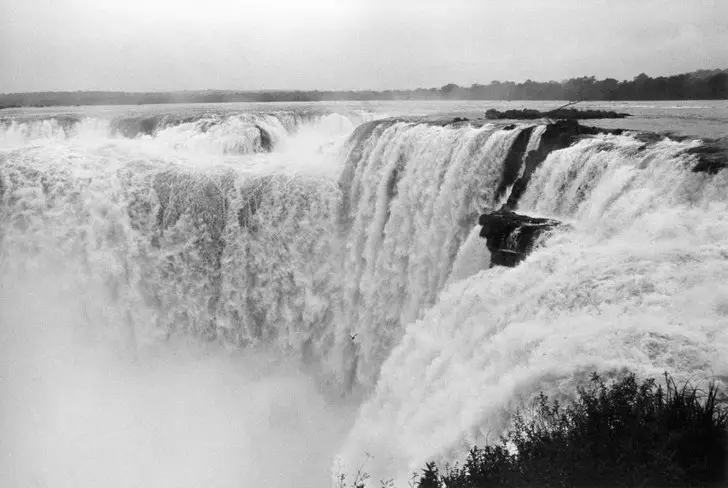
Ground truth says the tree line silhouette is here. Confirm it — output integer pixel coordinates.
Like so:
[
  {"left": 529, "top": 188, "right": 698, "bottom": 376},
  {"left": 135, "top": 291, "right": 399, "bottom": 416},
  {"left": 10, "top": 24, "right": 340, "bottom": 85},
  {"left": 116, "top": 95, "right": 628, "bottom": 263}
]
[{"left": 1, "top": 69, "right": 726, "bottom": 108}]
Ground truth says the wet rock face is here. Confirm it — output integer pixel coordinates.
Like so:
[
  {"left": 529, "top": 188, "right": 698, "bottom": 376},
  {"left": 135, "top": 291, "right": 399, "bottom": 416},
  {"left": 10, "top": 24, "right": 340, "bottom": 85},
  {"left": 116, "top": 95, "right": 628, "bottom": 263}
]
[
  {"left": 255, "top": 125, "right": 273, "bottom": 152},
  {"left": 505, "top": 120, "right": 615, "bottom": 210},
  {"left": 484, "top": 120, "right": 608, "bottom": 267},
  {"left": 478, "top": 209, "right": 564, "bottom": 267},
  {"left": 482, "top": 121, "right": 727, "bottom": 268},
  {"left": 688, "top": 139, "right": 728, "bottom": 175},
  {"left": 495, "top": 126, "right": 535, "bottom": 202},
  {"left": 111, "top": 115, "right": 165, "bottom": 138}
]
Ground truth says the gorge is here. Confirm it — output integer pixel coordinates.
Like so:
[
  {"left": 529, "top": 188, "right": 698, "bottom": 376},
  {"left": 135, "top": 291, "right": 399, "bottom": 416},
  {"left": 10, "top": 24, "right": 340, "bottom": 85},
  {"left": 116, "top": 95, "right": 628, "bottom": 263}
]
[{"left": 1, "top": 105, "right": 727, "bottom": 486}]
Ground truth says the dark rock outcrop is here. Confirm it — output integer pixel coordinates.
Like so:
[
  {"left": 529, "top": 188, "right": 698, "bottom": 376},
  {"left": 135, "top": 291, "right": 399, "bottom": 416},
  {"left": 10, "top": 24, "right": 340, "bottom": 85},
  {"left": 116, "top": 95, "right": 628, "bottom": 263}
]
[
  {"left": 111, "top": 115, "right": 165, "bottom": 138},
  {"left": 688, "top": 139, "right": 728, "bottom": 175},
  {"left": 495, "top": 126, "right": 535, "bottom": 202},
  {"left": 505, "top": 120, "right": 614, "bottom": 209},
  {"left": 484, "top": 120, "right": 621, "bottom": 266},
  {"left": 485, "top": 108, "right": 630, "bottom": 120},
  {"left": 255, "top": 125, "right": 273, "bottom": 152},
  {"left": 479, "top": 209, "right": 564, "bottom": 267},
  {"left": 483, "top": 121, "right": 727, "bottom": 267}
]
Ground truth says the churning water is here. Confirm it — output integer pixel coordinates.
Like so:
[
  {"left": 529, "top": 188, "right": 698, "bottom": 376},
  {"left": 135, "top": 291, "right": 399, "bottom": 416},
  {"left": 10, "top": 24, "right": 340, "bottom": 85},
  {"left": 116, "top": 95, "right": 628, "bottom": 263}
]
[{"left": 1, "top": 102, "right": 727, "bottom": 487}]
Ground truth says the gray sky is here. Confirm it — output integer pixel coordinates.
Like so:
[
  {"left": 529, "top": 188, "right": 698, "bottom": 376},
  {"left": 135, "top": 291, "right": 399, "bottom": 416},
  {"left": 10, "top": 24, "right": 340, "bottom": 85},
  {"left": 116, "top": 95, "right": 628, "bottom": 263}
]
[{"left": 1, "top": 0, "right": 726, "bottom": 93}]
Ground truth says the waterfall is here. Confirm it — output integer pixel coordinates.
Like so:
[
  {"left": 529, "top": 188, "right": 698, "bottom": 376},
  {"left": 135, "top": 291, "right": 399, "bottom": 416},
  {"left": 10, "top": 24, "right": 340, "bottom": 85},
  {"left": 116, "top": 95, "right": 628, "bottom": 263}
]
[
  {"left": 1, "top": 109, "right": 726, "bottom": 487},
  {"left": 0, "top": 110, "right": 359, "bottom": 153},
  {"left": 336, "top": 127, "right": 728, "bottom": 482},
  {"left": 0, "top": 116, "right": 536, "bottom": 386},
  {"left": 337, "top": 122, "right": 528, "bottom": 384}
]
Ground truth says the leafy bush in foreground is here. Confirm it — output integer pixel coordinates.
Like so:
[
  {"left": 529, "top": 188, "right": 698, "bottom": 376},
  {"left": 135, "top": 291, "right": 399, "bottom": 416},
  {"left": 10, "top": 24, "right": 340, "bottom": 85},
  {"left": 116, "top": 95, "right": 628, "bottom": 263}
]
[{"left": 419, "top": 373, "right": 727, "bottom": 487}]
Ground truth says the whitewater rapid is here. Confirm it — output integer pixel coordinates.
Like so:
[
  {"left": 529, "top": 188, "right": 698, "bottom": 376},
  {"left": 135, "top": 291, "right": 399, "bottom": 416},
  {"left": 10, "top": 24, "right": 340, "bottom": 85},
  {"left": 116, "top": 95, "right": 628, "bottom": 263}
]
[
  {"left": 337, "top": 132, "right": 728, "bottom": 479},
  {"left": 1, "top": 107, "right": 726, "bottom": 486}
]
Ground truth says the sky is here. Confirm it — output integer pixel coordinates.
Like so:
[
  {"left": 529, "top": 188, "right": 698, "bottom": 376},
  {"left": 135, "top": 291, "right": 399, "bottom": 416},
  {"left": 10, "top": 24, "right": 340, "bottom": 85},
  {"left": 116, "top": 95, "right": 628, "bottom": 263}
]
[{"left": 0, "top": 0, "right": 726, "bottom": 93}]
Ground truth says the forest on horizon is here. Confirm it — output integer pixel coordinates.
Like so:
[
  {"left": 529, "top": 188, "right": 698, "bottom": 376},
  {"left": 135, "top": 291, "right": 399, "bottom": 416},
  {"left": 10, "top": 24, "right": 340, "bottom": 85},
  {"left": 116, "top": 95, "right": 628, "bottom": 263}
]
[{"left": 1, "top": 68, "right": 726, "bottom": 109}]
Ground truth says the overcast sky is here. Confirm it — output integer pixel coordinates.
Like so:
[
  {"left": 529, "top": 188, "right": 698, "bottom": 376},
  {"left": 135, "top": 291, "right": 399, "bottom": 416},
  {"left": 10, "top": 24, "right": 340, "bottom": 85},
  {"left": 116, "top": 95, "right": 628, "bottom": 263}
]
[{"left": 1, "top": 0, "right": 726, "bottom": 93}]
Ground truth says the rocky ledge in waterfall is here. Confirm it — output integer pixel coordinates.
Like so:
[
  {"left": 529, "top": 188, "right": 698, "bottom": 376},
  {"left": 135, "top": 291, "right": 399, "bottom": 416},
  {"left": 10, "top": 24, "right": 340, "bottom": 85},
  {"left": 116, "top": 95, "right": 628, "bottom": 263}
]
[
  {"left": 485, "top": 107, "right": 631, "bottom": 120},
  {"left": 110, "top": 114, "right": 275, "bottom": 152},
  {"left": 482, "top": 119, "right": 607, "bottom": 267},
  {"left": 479, "top": 209, "right": 565, "bottom": 267},
  {"left": 499, "top": 119, "right": 621, "bottom": 209},
  {"left": 481, "top": 118, "right": 728, "bottom": 267},
  {"left": 688, "top": 138, "right": 728, "bottom": 175}
]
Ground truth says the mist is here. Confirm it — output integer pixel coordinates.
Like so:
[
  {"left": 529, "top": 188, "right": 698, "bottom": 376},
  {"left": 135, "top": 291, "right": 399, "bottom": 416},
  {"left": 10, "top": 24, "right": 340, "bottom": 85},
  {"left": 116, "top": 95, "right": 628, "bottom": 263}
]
[{"left": 0, "top": 275, "right": 357, "bottom": 488}]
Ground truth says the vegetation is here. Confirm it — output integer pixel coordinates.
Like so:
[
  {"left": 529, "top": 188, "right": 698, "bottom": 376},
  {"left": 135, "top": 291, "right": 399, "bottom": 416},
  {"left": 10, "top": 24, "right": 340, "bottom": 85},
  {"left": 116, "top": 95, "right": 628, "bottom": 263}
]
[
  {"left": 340, "top": 372, "right": 727, "bottom": 488},
  {"left": 415, "top": 372, "right": 727, "bottom": 487},
  {"left": 1, "top": 69, "right": 726, "bottom": 109}
]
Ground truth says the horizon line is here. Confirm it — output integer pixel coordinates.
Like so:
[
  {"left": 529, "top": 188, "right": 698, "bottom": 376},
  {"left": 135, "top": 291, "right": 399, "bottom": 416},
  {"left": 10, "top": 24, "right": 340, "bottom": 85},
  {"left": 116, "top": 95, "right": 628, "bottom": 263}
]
[{"left": 2, "top": 67, "right": 726, "bottom": 97}]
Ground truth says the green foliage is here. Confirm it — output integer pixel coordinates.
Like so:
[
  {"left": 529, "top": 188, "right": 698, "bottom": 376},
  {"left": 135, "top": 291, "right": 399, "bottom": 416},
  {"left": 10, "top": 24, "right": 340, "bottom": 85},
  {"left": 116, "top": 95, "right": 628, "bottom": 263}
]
[{"left": 419, "top": 372, "right": 728, "bottom": 487}]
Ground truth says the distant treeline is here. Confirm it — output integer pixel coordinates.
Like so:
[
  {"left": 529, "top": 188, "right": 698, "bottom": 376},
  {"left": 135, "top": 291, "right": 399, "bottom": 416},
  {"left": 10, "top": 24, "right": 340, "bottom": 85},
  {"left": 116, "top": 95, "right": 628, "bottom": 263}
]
[{"left": 2, "top": 69, "right": 727, "bottom": 109}]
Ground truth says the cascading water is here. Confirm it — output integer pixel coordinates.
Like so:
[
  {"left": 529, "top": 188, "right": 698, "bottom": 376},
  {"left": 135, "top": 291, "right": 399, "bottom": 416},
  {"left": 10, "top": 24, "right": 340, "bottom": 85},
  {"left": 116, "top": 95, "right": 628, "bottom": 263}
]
[
  {"left": 336, "top": 127, "right": 728, "bottom": 481},
  {"left": 0, "top": 109, "right": 367, "bottom": 488},
  {"left": 0, "top": 110, "right": 354, "bottom": 153},
  {"left": 1, "top": 106, "right": 726, "bottom": 487},
  {"left": 336, "top": 121, "right": 528, "bottom": 385}
]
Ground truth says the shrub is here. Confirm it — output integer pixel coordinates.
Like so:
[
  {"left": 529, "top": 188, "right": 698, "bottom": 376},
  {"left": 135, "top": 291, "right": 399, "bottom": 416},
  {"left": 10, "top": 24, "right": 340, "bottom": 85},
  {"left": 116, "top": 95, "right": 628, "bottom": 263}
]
[{"left": 419, "top": 372, "right": 727, "bottom": 487}]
